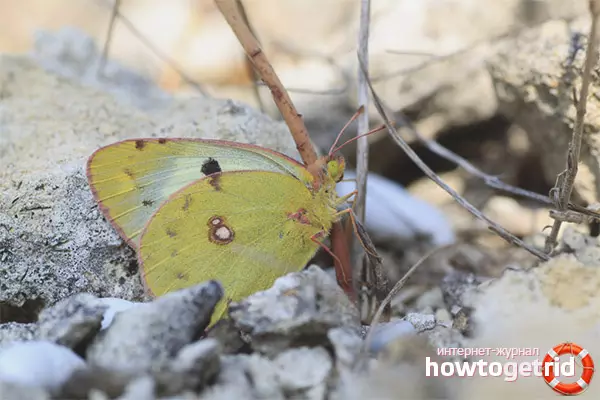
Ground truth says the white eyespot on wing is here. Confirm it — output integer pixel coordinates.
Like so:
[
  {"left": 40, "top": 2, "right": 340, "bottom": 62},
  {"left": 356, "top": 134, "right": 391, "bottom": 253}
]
[{"left": 215, "top": 226, "right": 233, "bottom": 241}]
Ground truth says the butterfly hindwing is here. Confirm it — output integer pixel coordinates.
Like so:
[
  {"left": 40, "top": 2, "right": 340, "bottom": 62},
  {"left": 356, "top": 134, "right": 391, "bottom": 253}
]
[
  {"left": 86, "top": 138, "right": 310, "bottom": 247},
  {"left": 138, "top": 170, "right": 329, "bottom": 326}
]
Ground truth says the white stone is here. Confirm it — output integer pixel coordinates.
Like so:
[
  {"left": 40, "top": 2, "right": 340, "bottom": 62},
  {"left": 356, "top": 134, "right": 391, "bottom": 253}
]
[{"left": 0, "top": 341, "right": 86, "bottom": 391}]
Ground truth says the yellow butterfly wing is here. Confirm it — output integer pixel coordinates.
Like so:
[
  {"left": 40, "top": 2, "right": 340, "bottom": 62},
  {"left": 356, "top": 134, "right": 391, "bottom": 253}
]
[
  {"left": 138, "top": 170, "right": 334, "bottom": 326},
  {"left": 86, "top": 138, "right": 311, "bottom": 247}
]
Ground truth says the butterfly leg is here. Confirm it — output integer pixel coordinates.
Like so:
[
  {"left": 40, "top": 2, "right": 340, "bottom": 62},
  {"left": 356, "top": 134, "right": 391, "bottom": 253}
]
[
  {"left": 310, "top": 231, "right": 344, "bottom": 269},
  {"left": 333, "top": 207, "right": 380, "bottom": 259},
  {"left": 336, "top": 189, "right": 358, "bottom": 208},
  {"left": 339, "top": 178, "right": 357, "bottom": 183}
]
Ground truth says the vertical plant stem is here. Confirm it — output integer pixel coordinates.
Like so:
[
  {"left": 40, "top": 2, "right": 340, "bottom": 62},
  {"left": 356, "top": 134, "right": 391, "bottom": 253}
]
[
  {"left": 355, "top": 0, "right": 371, "bottom": 223},
  {"left": 98, "top": 0, "right": 121, "bottom": 76},
  {"left": 544, "top": 0, "right": 600, "bottom": 253}
]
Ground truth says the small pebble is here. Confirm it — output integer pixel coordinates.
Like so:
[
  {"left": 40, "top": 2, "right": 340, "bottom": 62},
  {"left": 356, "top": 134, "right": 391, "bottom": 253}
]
[
  {"left": 99, "top": 298, "right": 139, "bottom": 330},
  {"left": 367, "top": 320, "right": 417, "bottom": 354},
  {"left": 0, "top": 341, "right": 86, "bottom": 391},
  {"left": 404, "top": 313, "right": 436, "bottom": 332}
]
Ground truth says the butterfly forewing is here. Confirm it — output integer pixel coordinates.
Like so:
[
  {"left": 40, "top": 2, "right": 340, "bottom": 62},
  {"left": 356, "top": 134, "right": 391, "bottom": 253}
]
[{"left": 86, "top": 138, "right": 309, "bottom": 247}]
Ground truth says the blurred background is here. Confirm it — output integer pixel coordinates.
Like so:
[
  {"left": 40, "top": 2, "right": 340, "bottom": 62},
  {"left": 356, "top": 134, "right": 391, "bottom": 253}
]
[{"left": 0, "top": 0, "right": 591, "bottom": 298}]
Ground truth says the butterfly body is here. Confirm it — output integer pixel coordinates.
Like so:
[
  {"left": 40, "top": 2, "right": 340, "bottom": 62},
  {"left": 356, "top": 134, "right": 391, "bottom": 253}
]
[{"left": 87, "top": 138, "right": 349, "bottom": 326}]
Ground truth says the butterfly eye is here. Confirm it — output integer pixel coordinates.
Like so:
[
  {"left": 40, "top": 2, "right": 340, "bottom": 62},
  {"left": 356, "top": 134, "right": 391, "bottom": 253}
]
[{"left": 327, "top": 158, "right": 345, "bottom": 183}]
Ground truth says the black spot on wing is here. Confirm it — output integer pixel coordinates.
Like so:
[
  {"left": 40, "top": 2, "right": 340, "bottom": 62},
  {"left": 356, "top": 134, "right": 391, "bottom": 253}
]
[
  {"left": 201, "top": 158, "right": 222, "bottom": 176},
  {"left": 166, "top": 228, "right": 177, "bottom": 238},
  {"left": 135, "top": 140, "right": 145, "bottom": 150},
  {"left": 142, "top": 199, "right": 154, "bottom": 207}
]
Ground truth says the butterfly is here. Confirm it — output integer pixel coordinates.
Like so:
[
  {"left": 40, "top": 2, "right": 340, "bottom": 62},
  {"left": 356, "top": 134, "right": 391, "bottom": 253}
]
[{"left": 87, "top": 137, "right": 362, "bottom": 327}]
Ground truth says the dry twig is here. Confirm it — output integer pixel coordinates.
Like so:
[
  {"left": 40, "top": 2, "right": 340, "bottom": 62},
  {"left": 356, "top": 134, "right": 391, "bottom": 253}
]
[
  {"left": 358, "top": 244, "right": 452, "bottom": 369},
  {"left": 355, "top": 0, "right": 371, "bottom": 223},
  {"left": 98, "top": 0, "right": 120, "bottom": 77},
  {"left": 358, "top": 59, "right": 550, "bottom": 261},
  {"left": 96, "top": 0, "right": 207, "bottom": 95},
  {"left": 545, "top": 0, "right": 600, "bottom": 253},
  {"left": 389, "top": 107, "right": 600, "bottom": 221},
  {"left": 215, "top": 0, "right": 317, "bottom": 165}
]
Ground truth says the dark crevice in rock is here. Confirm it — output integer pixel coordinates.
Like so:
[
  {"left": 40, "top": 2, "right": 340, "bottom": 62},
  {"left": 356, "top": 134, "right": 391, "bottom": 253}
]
[
  {"left": 0, "top": 298, "right": 45, "bottom": 323},
  {"left": 381, "top": 115, "right": 513, "bottom": 186}
]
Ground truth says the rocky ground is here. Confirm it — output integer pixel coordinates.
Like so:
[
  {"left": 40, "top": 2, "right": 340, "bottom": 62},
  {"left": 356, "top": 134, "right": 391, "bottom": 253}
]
[{"left": 2, "top": 2, "right": 600, "bottom": 399}]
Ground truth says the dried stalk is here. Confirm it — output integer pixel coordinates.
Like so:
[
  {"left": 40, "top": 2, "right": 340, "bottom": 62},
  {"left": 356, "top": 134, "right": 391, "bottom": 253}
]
[
  {"left": 388, "top": 104, "right": 600, "bottom": 222},
  {"left": 98, "top": 0, "right": 120, "bottom": 76},
  {"left": 96, "top": 0, "right": 207, "bottom": 95},
  {"left": 355, "top": 0, "right": 371, "bottom": 223},
  {"left": 358, "top": 244, "right": 453, "bottom": 368},
  {"left": 214, "top": 0, "right": 317, "bottom": 165},
  {"left": 545, "top": 0, "right": 600, "bottom": 253}
]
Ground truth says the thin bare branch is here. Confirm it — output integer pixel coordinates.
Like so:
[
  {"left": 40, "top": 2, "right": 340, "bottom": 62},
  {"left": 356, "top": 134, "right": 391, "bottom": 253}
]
[
  {"left": 355, "top": 0, "right": 370, "bottom": 223},
  {"left": 214, "top": 0, "right": 317, "bottom": 166},
  {"left": 393, "top": 111, "right": 600, "bottom": 221},
  {"left": 358, "top": 58, "right": 550, "bottom": 261},
  {"left": 98, "top": 0, "right": 120, "bottom": 77},
  {"left": 96, "top": 0, "right": 207, "bottom": 95},
  {"left": 545, "top": 0, "right": 600, "bottom": 253},
  {"left": 358, "top": 244, "right": 452, "bottom": 369}
]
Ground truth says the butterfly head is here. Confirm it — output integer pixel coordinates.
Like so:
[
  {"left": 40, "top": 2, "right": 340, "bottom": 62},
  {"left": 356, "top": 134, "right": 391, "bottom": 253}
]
[
  {"left": 307, "top": 154, "right": 345, "bottom": 188},
  {"left": 325, "top": 155, "right": 345, "bottom": 183}
]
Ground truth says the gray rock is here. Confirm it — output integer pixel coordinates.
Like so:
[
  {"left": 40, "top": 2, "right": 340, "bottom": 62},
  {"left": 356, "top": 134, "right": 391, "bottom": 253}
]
[
  {"left": 274, "top": 347, "right": 332, "bottom": 400},
  {"left": 425, "top": 325, "right": 467, "bottom": 362},
  {"left": 204, "top": 318, "right": 249, "bottom": 355},
  {"left": 440, "top": 270, "right": 487, "bottom": 335},
  {"left": 440, "top": 271, "right": 485, "bottom": 312},
  {"left": 32, "top": 27, "right": 173, "bottom": 111},
  {"left": 414, "top": 287, "right": 445, "bottom": 311},
  {"left": 98, "top": 298, "right": 139, "bottom": 330},
  {"left": 404, "top": 313, "right": 436, "bottom": 333},
  {"left": 0, "top": 323, "right": 37, "bottom": 347},
  {"left": 59, "top": 366, "right": 133, "bottom": 399},
  {"left": 116, "top": 376, "right": 156, "bottom": 400},
  {"left": 0, "top": 341, "right": 86, "bottom": 392},
  {"left": 204, "top": 354, "right": 283, "bottom": 400},
  {"left": 488, "top": 16, "right": 600, "bottom": 204},
  {"left": 0, "top": 381, "right": 50, "bottom": 400},
  {"left": 86, "top": 281, "right": 223, "bottom": 375},
  {"left": 37, "top": 293, "right": 106, "bottom": 349},
  {"left": 229, "top": 266, "right": 361, "bottom": 357},
  {"left": 155, "top": 338, "right": 221, "bottom": 396},
  {"left": 326, "top": 327, "right": 363, "bottom": 369}
]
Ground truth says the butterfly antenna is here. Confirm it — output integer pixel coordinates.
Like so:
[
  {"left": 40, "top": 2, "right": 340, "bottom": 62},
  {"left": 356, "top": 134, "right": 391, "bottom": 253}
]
[
  {"left": 328, "top": 105, "right": 365, "bottom": 156},
  {"left": 330, "top": 124, "right": 386, "bottom": 155}
]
